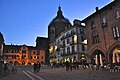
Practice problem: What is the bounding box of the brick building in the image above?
[82,0,120,65]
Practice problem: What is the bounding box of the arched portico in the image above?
[91,50,105,65]
[14,61,19,65]
[109,45,120,64]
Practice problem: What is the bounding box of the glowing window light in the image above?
[55,46,57,51]
[49,46,53,54]
[74,35,77,43]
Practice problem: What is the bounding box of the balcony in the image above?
[61,31,76,40]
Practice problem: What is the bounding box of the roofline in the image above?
[55,25,85,40]
[82,0,116,22]
[36,37,48,42]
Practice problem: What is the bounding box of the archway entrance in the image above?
[14,61,19,66]
[91,50,105,65]
[109,45,120,64]
[22,61,25,65]
[9,61,13,65]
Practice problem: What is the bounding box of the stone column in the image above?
[100,54,103,66]
[116,53,119,63]
[112,53,115,63]
[95,55,98,65]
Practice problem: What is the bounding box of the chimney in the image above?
[96,7,99,12]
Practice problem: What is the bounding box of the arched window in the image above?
[92,31,100,44]
[101,16,107,27]
[116,10,120,18]
[51,28,55,34]
[112,26,120,39]
[22,50,26,54]
[51,29,55,34]
[91,21,96,29]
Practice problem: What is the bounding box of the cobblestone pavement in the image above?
[1,66,120,80]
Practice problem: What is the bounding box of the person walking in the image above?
[33,62,37,73]
[65,61,69,71]
[37,62,41,72]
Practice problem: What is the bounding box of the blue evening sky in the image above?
[0,0,113,46]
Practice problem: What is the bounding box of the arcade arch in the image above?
[91,50,105,66]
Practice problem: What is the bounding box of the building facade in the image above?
[82,0,120,65]
[3,37,48,65]
[54,19,87,63]
[36,37,49,64]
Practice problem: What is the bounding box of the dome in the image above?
[49,6,71,25]
[48,6,72,39]
[52,17,70,23]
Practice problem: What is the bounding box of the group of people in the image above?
[65,61,79,71]
[33,62,41,73]
[3,63,17,74]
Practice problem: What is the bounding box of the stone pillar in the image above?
[100,54,103,66]
[112,53,115,63]
[116,53,119,63]
[95,55,98,65]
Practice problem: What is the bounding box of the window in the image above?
[33,51,35,54]
[37,56,39,59]
[34,56,36,59]
[30,56,32,59]
[51,28,55,36]
[67,38,70,44]
[81,35,84,42]
[71,30,75,34]
[63,40,65,47]
[116,10,120,18]
[72,36,74,44]
[72,46,75,53]
[51,29,55,34]
[41,56,43,59]
[37,51,40,55]
[11,49,14,53]
[67,47,70,54]
[22,50,26,53]
[102,17,106,24]
[112,27,120,39]
[81,44,85,51]
[22,55,26,59]
[101,17,107,27]
[92,31,100,44]
[80,29,85,34]
[91,21,95,29]
[62,48,65,55]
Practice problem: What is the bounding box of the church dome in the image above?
[49,6,71,25]
[48,6,72,41]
